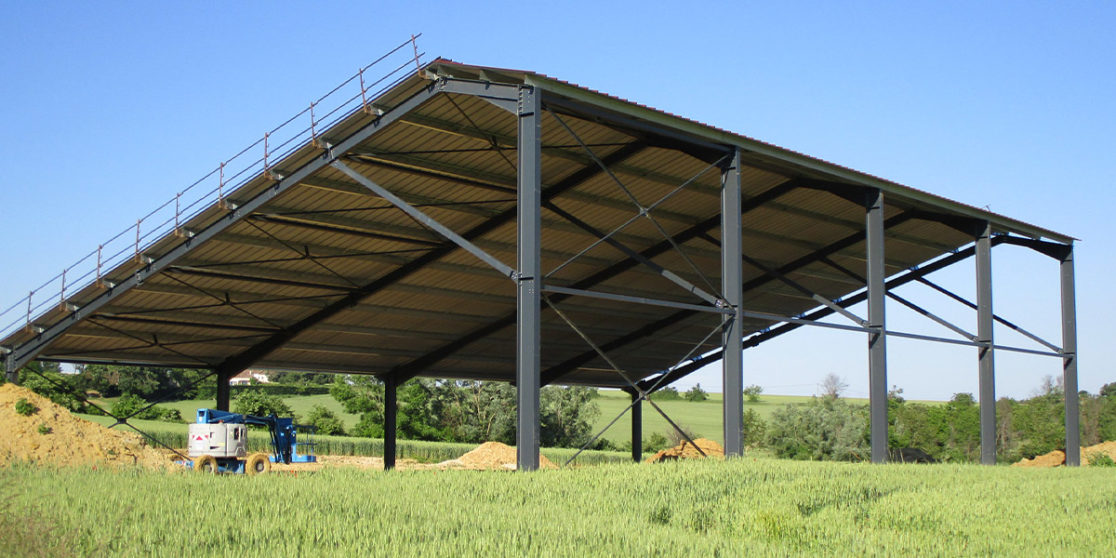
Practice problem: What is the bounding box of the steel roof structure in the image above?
[1,55,1080,469]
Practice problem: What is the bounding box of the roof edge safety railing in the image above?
[0,35,426,342]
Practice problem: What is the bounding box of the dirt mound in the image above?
[0,383,176,469]
[436,441,557,470]
[646,437,724,463]
[1014,450,1066,468]
[1082,441,1116,465]
[1013,441,1116,468]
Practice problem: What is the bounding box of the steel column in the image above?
[216,370,232,411]
[975,223,996,464]
[631,391,642,462]
[722,148,744,457]
[516,86,542,472]
[866,190,888,463]
[1061,247,1080,466]
[384,375,397,470]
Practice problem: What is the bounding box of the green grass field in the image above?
[4,458,1111,556]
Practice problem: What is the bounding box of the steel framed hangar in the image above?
[0,47,1080,469]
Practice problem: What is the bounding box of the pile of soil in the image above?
[0,383,176,469]
[1013,441,1116,467]
[436,441,557,470]
[646,438,724,463]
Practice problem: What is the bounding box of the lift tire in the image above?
[245,453,271,476]
[193,454,218,474]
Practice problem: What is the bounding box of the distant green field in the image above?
[591,390,942,446]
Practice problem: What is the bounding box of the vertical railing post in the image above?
[721,148,744,457]
[866,189,889,463]
[976,223,996,464]
[1061,246,1080,466]
[384,375,398,470]
[515,85,542,471]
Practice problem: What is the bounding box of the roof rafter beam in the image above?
[397,112,723,198]
[540,210,918,385]
[389,179,803,383]
[346,152,706,228]
[210,141,653,375]
[634,242,986,392]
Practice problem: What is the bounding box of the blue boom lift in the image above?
[185,408,316,474]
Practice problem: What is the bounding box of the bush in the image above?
[305,405,345,436]
[109,394,182,422]
[1088,452,1116,467]
[14,398,37,416]
[767,397,868,461]
[684,384,708,402]
[37,424,52,435]
[650,387,681,401]
[233,391,294,419]
[744,385,763,403]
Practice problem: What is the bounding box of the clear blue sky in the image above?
[1,1,1112,400]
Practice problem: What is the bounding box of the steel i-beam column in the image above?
[866,189,888,463]
[1061,246,1080,466]
[384,375,398,470]
[631,391,643,462]
[722,148,744,457]
[216,371,232,411]
[975,223,996,465]
[516,86,542,471]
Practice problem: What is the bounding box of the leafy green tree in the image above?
[397,379,447,441]
[18,362,86,412]
[767,397,867,461]
[743,385,763,403]
[684,383,708,402]
[1099,382,1116,399]
[650,387,681,401]
[540,385,599,448]
[304,405,345,435]
[330,376,384,438]
[109,394,182,422]
[233,390,293,418]
[434,381,516,444]
[742,408,767,447]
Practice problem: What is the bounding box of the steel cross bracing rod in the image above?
[562,318,726,467]
[543,294,709,461]
[388,179,803,384]
[545,154,728,282]
[633,244,986,393]
[815,256,978,342]
[548,109,723,299]
[546,156,723,281]
[4,76,484,374]
[914,276,1062,353]
[540,210,919,385]
[541,285,733,315]
[210,105,650,375]
[332,159,518,279]
[819,253,1060,353]
[738,252,868,328]
[694,232,867,326]
[542,202,722,308]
